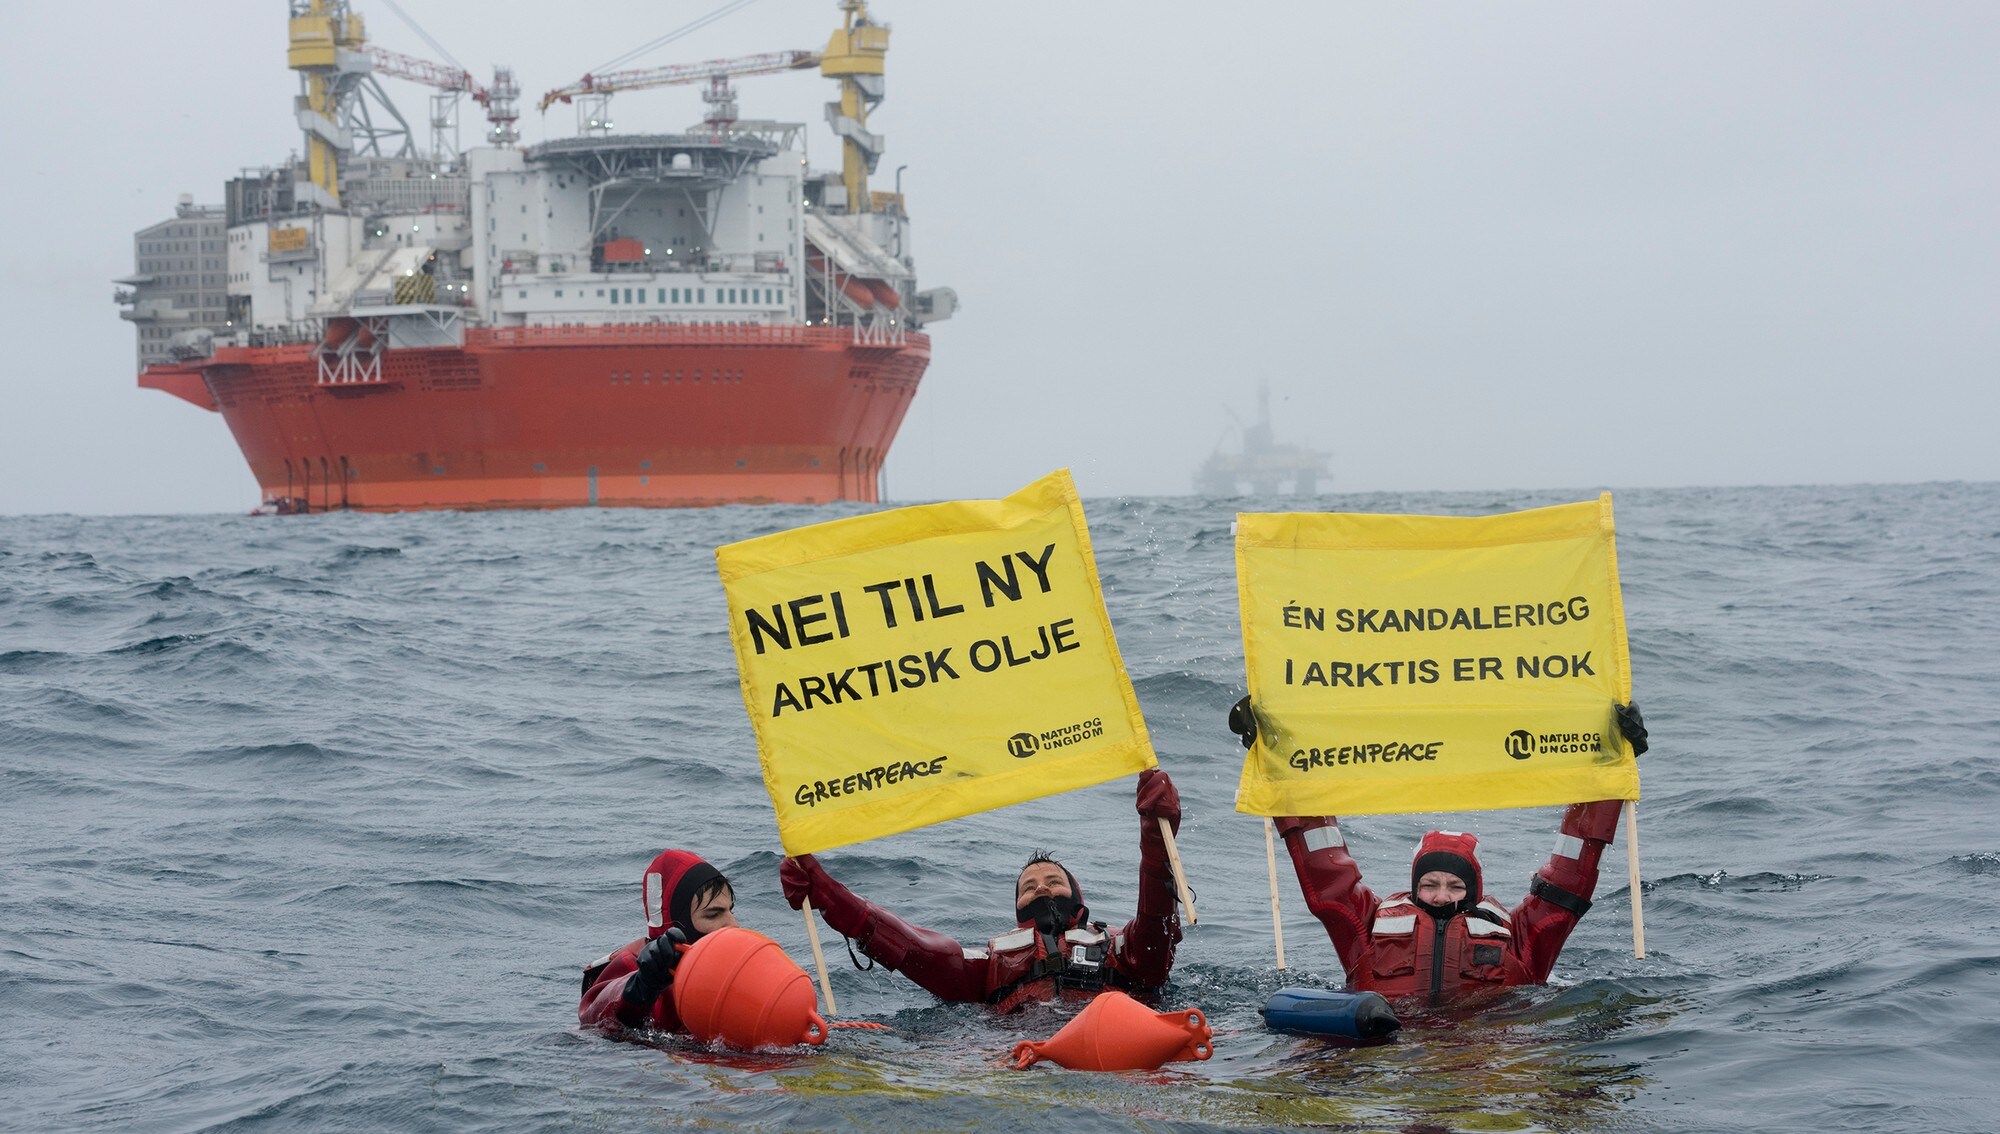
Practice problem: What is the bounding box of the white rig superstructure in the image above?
[130,0,953,368]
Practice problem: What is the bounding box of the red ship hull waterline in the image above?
[140,325,929,511]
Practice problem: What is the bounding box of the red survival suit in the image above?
[781,769,1184,1013]
[1278,800,1622,1003]
[578,849,722,1034]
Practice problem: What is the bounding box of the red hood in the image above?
[1410,829,1483,913]
[643,849,722,940]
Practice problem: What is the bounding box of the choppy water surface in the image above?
[3,482,1997,1133]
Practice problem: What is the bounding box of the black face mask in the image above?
[1411,894,1471,920]
[1018,893,1084,935]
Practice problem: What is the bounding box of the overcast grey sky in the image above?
[3,1,1994,515]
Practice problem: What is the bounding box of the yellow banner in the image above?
[717,469,1157,855]
[268,226,309,252]
[1235,494,1639,817]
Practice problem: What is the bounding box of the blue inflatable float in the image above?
[1260,988,1402,1043]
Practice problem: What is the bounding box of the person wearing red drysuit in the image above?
[1233,698,1647,1005]
[778,768,1185,1012]
[578,849,741,1034]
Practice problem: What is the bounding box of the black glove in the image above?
[622,927,686,1010]
[1615,702,1649,757]
[1227,695,1258,750]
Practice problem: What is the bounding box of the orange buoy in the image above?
[1010,990,1214,1071]
[670,927,828,1050]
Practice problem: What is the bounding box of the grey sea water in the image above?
[3,482,1997,1133]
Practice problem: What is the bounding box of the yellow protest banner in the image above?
[1235,494,1639,818]
[717,469,1157,856]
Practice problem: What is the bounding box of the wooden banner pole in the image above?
[1264,818,1287,970]
[1158,818,1199,926]
[1624,799,1646,960]
[801,898,838,1016]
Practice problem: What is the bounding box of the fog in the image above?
[4,1,1994,514]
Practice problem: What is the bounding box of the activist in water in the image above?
[1231,699,1650,1004]
[779,769,1183,1012]
[578,850,742,1035]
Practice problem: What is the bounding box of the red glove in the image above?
[778,855,877,943]
[1271,815,1306,839]
[1562,800,1623,845]
[1136,768,1181,831]
[779,854,822,911]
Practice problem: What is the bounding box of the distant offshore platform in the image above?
[1195,386,1331,496]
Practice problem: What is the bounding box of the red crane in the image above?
[367,46,520,146]
[537,50,818,134]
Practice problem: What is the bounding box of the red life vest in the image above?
[1357,894,1531,1000]
[975,923,1128,1014]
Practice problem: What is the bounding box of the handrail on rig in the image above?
[465,323,928,349]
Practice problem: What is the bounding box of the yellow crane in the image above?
[819,0,889,214]
[286,0,370,207]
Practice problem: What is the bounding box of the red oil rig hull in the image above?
[141,325,929,512]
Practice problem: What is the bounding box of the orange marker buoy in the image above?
[671,927,828,1050]
[1010,990,1214,1071]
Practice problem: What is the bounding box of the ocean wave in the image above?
[0,648,66,672]
[1942,852,2000,874]
[3,482,1999,1134]
[325,544,404,567]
